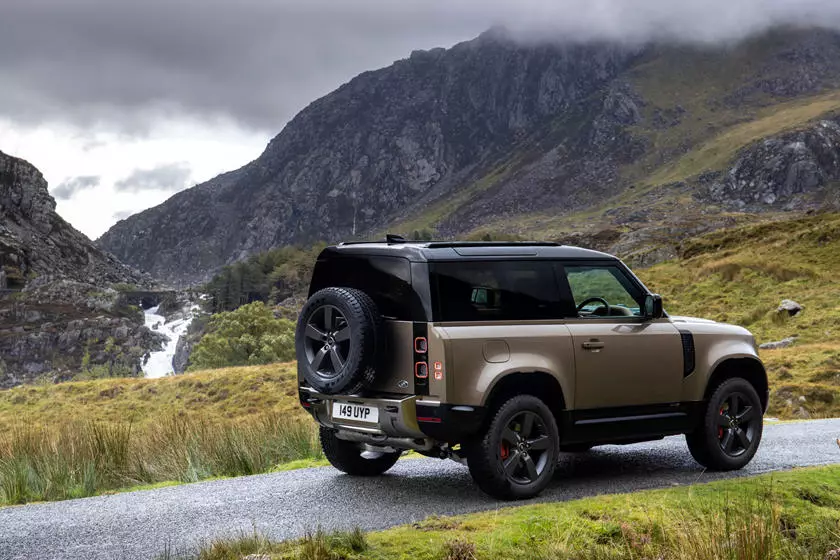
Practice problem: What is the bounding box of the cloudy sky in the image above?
[3,0,840,239]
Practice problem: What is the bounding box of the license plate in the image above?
[332,402,379,424]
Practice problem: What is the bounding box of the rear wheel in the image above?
[466,395,560,500]
[320,427,401,476]
[686,378,763,470]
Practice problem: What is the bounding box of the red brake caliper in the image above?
[718,407,725,439]
[500,441,510,460]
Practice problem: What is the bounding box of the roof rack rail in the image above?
[425,241,560,249]
[337,234,414,246]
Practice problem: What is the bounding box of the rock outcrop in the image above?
[708,119,840,210]
[0,150,147,286]
[0,150,165,386]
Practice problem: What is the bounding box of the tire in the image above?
[465,395,560,500]
[686,378,763,471]
[320,427,401,476]
[295,287,383,394]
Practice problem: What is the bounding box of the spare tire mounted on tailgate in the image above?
[295,287,383,394]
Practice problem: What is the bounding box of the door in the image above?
[560,263,684,410]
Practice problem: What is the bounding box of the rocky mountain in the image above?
[99,27,840,285]
[0,150,146,288]
[0,150,165,387]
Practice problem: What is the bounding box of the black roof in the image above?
[323,239,615,262]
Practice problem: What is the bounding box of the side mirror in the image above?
[644,294,664,319]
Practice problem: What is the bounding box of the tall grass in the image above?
[0,413,321,505]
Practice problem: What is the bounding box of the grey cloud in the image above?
[52,175,100,200]
[2,0,840,134]
[114,162,192,193]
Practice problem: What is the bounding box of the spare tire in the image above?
[295,287,383,394]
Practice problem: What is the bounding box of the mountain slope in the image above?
[0,150,144,287]
[0,150,163,386]
[99,27,840,285]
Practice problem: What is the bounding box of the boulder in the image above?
[777,299,803,316]
[759,336,798,350]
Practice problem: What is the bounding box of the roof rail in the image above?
[425,241,560,249]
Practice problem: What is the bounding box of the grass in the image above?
[0,411,322,506]
[161,465,840,559]
[0,362,327,506]
[0,362,303,431]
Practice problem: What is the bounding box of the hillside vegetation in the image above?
[167,466,840,560]
[639,212,840,418]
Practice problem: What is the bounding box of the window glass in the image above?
[430,261,561,321]
[564,265,643,317]
[310,256,421,320]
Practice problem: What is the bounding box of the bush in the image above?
[189,302,295,370]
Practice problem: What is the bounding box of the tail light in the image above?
[415,361,428,379]
[414,337,428,353]
[433,361,443,381]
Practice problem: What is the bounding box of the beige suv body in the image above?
[297,240,767,499]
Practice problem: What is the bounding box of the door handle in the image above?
[581,340,605,350]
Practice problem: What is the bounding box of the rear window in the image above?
[309,255,421,320]
[430,261,562,322]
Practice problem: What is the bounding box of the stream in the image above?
[141,304,197,378]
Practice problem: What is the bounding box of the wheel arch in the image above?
[482,371,567,426]
[705,357,769,411]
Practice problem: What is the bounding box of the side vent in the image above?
[679,330,696,377]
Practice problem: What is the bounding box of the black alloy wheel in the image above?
[499,411,552,485]
[303,305,351,377]
[716,391,760,457]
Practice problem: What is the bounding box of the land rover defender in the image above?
[295,238,767,499]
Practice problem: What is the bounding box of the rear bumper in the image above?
[299,387,427,439]
[299,387,485,444]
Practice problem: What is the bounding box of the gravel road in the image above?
[2,419,839,560]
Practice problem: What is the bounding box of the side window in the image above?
[430,261,561,321]
[564,265,643,318]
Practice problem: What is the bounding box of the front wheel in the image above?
[686,378,763,471]
[465,395,560,500]
[320,427,401,476]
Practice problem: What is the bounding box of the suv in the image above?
[295,238,767,500]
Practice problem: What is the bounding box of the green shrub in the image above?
[189,302,295,370]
